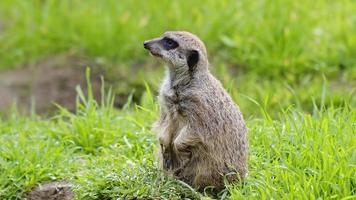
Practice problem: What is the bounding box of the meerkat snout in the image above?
[145,31,248,191]
[143,41,150,49]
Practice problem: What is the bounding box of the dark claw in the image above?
[164,158,172,170]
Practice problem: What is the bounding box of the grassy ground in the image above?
[0,0,355,199]
[0,73,355,199]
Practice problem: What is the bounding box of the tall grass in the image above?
[231,106,355,199]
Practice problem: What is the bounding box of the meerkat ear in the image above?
[187,50,199,71]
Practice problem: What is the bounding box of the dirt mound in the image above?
[25,181,74,200]
[0,54,103,114]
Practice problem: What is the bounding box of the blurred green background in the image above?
[1,0,355,75]
[0,0,355,116]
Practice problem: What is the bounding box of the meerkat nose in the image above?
[143,41,150,49]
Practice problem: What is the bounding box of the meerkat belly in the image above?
[164,102,187,146]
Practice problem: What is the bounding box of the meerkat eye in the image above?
[167,40,173,45]
[162,37,179,50]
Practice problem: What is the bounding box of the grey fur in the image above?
[144,31,248,189]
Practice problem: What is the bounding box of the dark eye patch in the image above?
[161,37,179,50]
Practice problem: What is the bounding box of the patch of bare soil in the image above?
[25,181,74,200]
[0,54,104,114]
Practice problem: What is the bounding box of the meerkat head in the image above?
[143,31,208,74]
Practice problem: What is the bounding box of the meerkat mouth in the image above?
[149,51,162,58]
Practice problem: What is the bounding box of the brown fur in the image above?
[144,31,248,190]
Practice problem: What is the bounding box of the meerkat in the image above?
[143,31,248,190]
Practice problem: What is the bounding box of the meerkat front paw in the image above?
[164,157,173,170]
[163,152,173,170]
[161,144,174,170]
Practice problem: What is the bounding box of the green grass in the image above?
[0,70,355,199]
